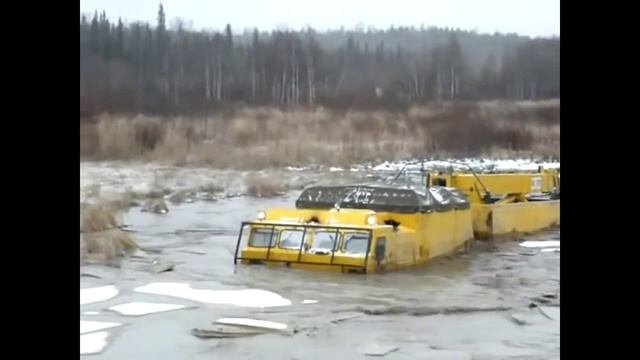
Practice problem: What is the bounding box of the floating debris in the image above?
[80,272,102,279]
[511,314,532,326]
[152,257,175,273]
[215,318,287,330]
[518,251,538,256]
[108,302,191,316]
[192,318,291,339]
[361,344,399,357]
[535,306,555,320]
[345,305,512,317]
[191,325,267,339]
[178,249,207,255]
[330,313,364,324]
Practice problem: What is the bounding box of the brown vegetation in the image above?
[80,101,559,169]
[80,202,139,262]
[245,173,285,197]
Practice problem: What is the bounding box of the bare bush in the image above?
[245,173,285,197]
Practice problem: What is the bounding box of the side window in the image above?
[249,228,277,248]
[279,229,305,249]
[343,233,370,254]
[375,237,386,260]
[310,231,339,252]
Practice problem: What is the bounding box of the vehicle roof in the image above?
[295,184,470,213]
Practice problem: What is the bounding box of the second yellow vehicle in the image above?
[428,167,560,239]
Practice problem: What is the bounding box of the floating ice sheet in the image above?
[108,302,189,316]
[519,240,560,248]
[81,285,119,305]
[80,320,122,334]
[215,317,287,330]
[134,282,292,307]
[302,299,318,304]
[80,331,111,355]
[361,344,400,356]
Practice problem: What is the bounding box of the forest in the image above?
[80,5,560,116]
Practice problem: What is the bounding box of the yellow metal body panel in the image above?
[431,170,560,238]
[430,170,559,203]
[238,207,473,273]
[471,200,560,239]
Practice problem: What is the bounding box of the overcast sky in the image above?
[80,0,559,37]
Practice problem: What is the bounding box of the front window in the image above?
[279,229,305,249]
[343,233,370,254]
[249,228,277,248]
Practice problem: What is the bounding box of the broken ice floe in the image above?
[541,248,560,253]
[134,282,292,307]
[80,331,111,355]
[80,285,119,305]
[519,241,560,248]
[80,320,122,334]
[108,302,191,316]
[302,299,318,304]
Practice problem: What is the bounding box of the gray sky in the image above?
[80,0,559,37]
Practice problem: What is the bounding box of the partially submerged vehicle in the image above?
[428,167,560,238]
[233,185,474,273]
[233,162,560,273]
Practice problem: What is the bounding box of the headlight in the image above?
[366,214,377,226]
[257,211,266,220]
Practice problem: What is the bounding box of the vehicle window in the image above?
[343,233,370,254]
[311,231,339,251]
[279,230,305,249]
[249,228,277,248]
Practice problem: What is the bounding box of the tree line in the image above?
[80,5,559,116]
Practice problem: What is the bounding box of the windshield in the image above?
[249,228,277,247]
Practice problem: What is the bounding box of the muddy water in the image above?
[80,193,559,359]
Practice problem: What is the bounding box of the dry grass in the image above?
[81,202,122,232]
[245,173,285,197]
[82,230,138,261]
[80,202,139,262]
[80,101,560,168]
